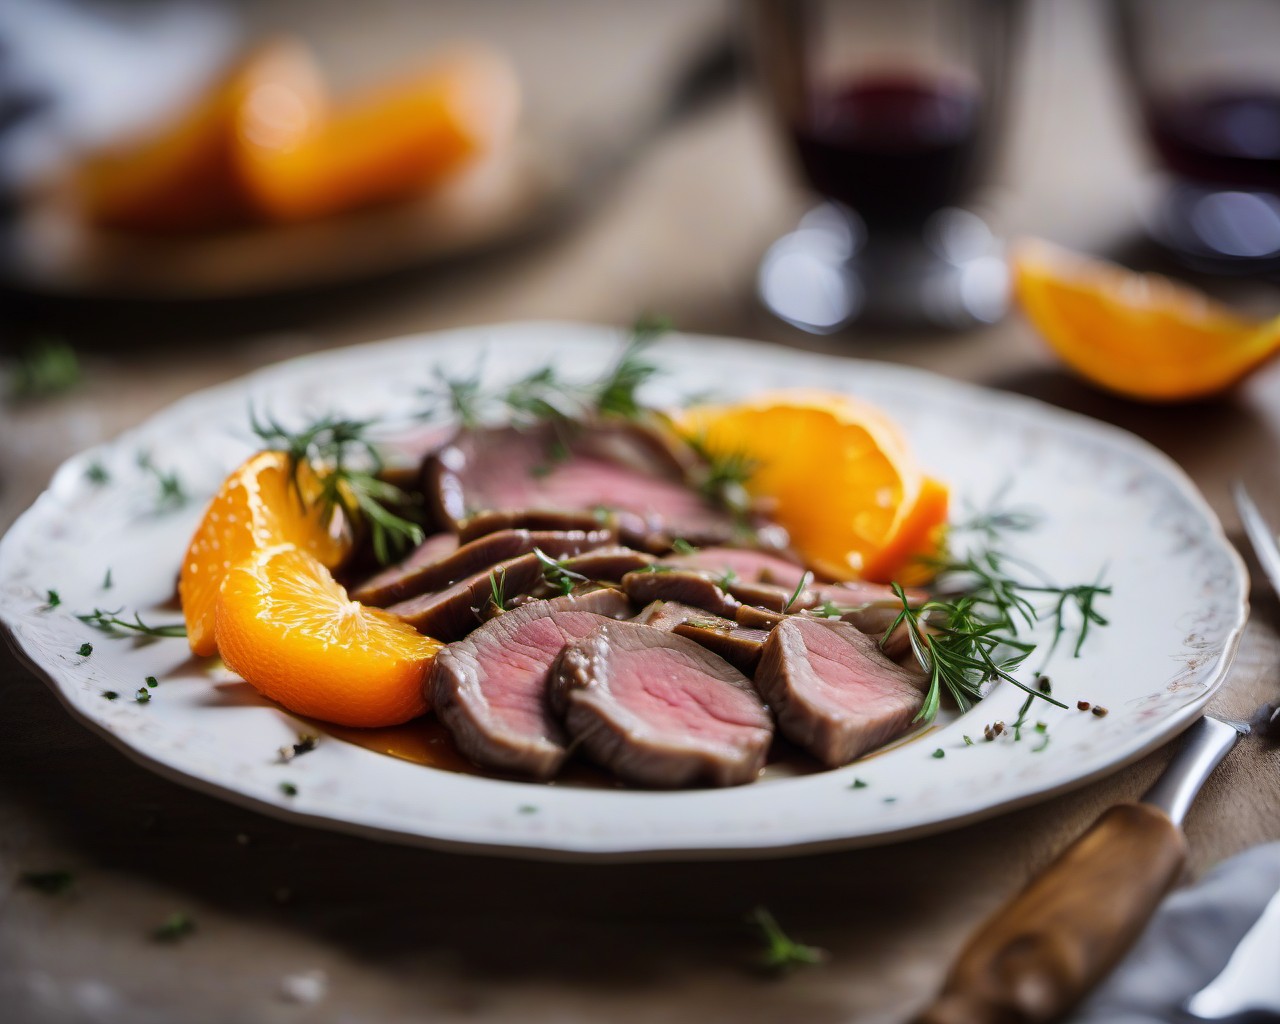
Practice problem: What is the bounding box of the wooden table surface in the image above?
[2,2,1279,1022]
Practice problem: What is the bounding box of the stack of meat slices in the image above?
[349,419,930,789]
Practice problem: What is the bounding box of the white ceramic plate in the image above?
[0,323,1249,861]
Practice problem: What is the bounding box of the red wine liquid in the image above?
[791,74,984,228]
[1146,89,1280,189]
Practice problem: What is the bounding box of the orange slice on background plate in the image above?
[178,450,352,657]
[1012,238,1280,402]
[677,390,948,584]
[76,39,325,233]
[215,544,443,728]
[241,46,521,223]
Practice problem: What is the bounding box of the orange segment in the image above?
[1013,238,1280,402]
[179,450,351,657]
[240,46,520,222]
[76,40,324,233]
[678,391,948,583]
[861,476,950,586]
[215,545,442,728]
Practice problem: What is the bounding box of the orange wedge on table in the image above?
[1013,239,1280,402]
[178,450,352,657]
[678,391,949,585]
[215,545,442,728]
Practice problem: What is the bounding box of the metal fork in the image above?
[1232,482,1280,738]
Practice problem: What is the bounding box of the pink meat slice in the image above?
[754,617,926,767]
[553,620,775,788]
[429,589,632,778]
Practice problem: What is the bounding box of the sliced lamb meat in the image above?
[425,423,743,551]
[386,552,549,639]
[632,601,771,673]
[661,547,810,588]
[558,547,655,581]
[754,617,926,767]
[346,533,457,601]
[733,604,915,663]
[620,569,740,618]
[552,620,774,788]
[725,577,819,613]
[351,528,613,607]
[735,604,784,630]
[429,589,632,778]
[457,509,606,545]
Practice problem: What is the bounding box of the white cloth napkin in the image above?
[1072,841,1280,1023]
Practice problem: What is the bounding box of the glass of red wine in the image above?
[745,0,1021,332]
[1117,0,1280,273]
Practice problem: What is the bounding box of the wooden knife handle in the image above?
[911,803,1186,1024]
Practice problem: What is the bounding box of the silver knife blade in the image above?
[1141,715,1249,827]
[1233,482,1280,600]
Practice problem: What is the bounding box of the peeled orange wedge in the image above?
[1013,239,1280,402]
[179,450,352,657]
[678,391,948,584]
[215,545,442,728]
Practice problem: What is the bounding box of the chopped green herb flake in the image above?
[517,805,538,814]
[20,870,74,895]
[151,912,195,943]
[77,642,92,657]
[44,590,61,609]
[277,734,318,763]
[102,690,118,701]
[883,797,897,804]
[931,748,945,759]
[145,676,159,689]
[279,782,298,797]
[748,907,826,972]
[963,735,974,746]
[134,688,151,703]
[671,538,696,555]
[849,778,868,789]
[85,462,110,485]
[9,339,80,400]
[102,568,113,590]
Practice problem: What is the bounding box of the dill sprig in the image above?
[76,608,187,638]
[249,411,424,565]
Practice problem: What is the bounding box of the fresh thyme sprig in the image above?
[249,411,425,565]
[76,608,187,638]
[682,433,759,518]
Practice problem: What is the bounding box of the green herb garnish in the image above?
[145,676,159,689]
[249,411,425,565]
[102,690,119,700]
[77,642,92,657]
[136,452,188,511]
[277,734,318,763]
[671,538,697,555]
[279,782,298,797]
[532,548,590,597]
[20,870,75,895]
[44,590,61,609]
[134,688,151,703]
[8,339,80,400]
[782,571,813,614]
[102,568,113,590]
[931,748,945,759]
[487,567,510,612]
[76,608,186,638]
[749,907,826,972]
[850,778,868,789]
[151,912,195,942]
[85,461,109,485]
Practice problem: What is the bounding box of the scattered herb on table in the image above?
[8,339,80,400]
[749,907,826,972]
[20,870,74,895]
[152,912,196,943]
